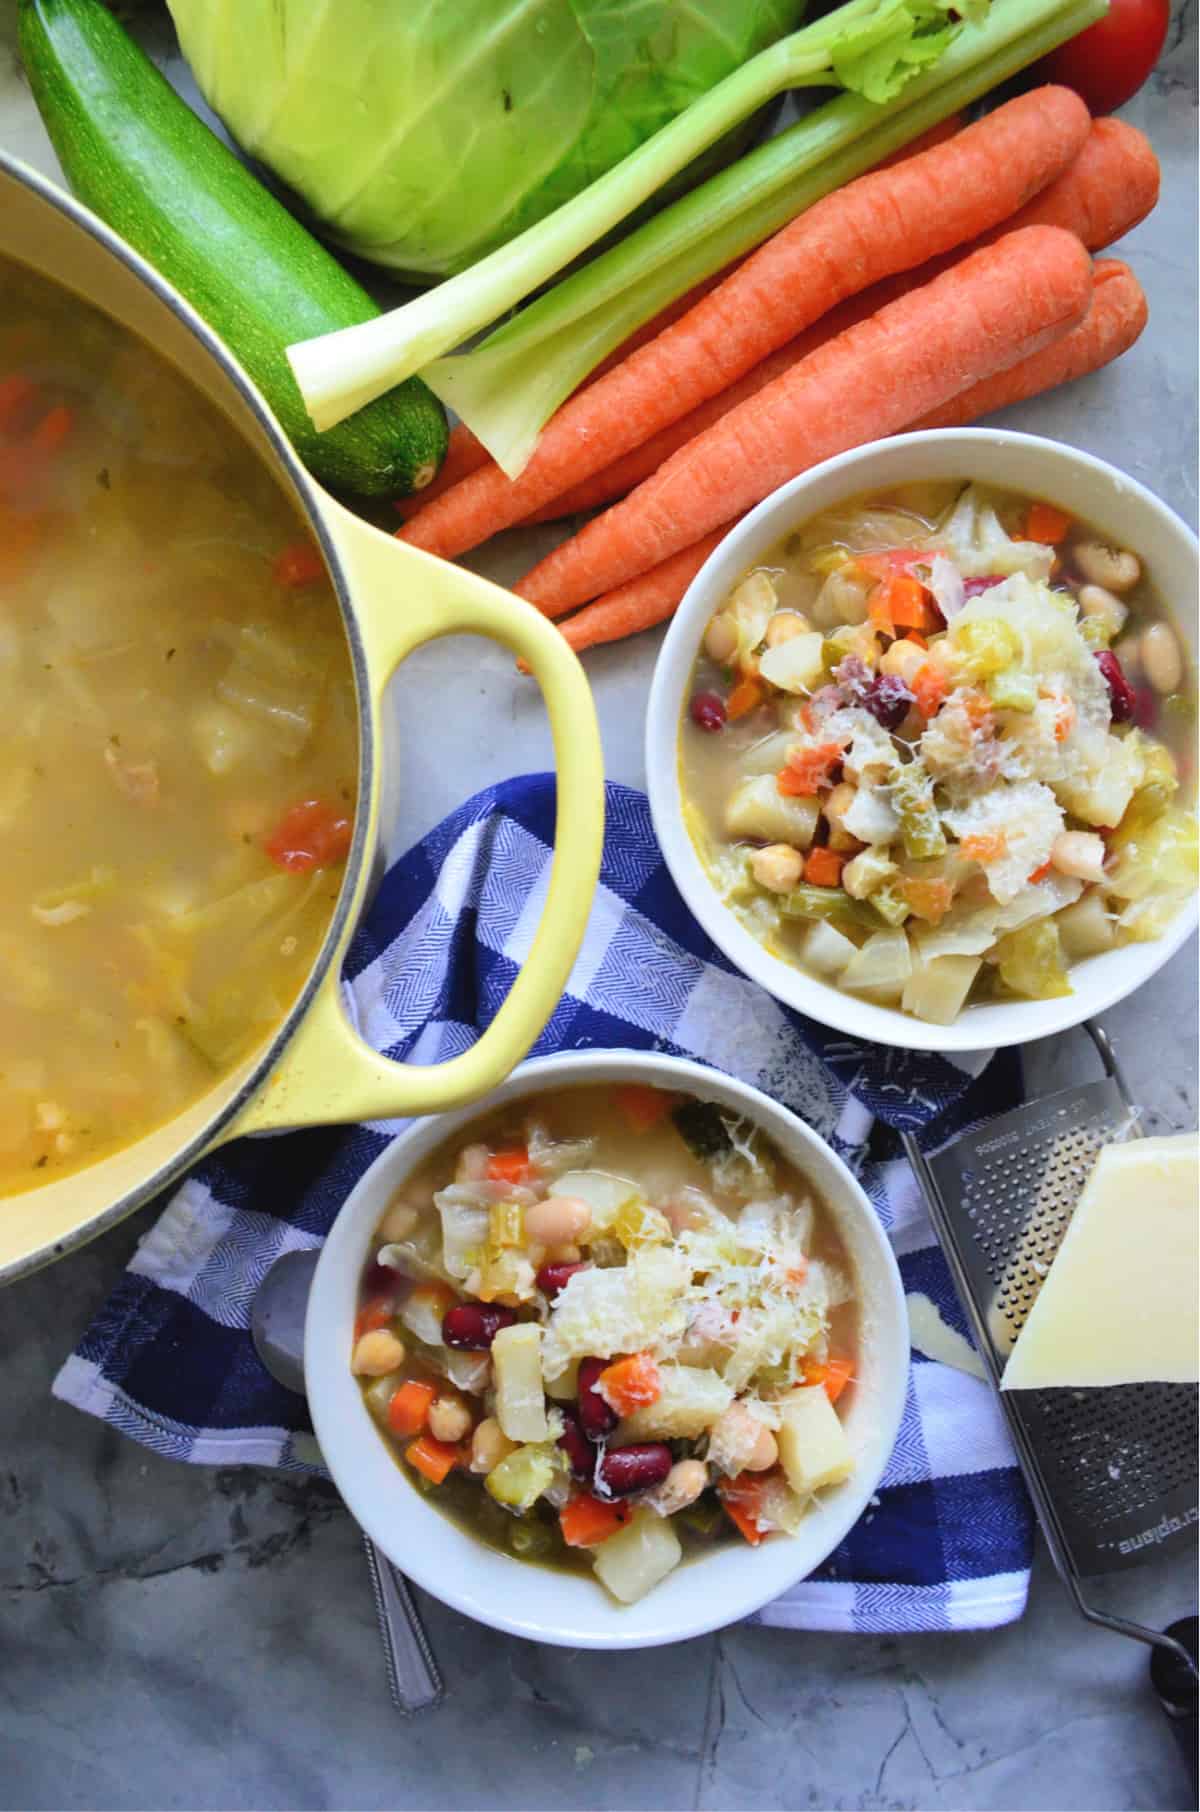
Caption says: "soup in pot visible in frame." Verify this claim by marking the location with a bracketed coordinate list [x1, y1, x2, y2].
[0, 256, 357, 1192]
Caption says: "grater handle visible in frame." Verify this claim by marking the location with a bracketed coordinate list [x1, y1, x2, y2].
[1149, 1616, 1198, 1793]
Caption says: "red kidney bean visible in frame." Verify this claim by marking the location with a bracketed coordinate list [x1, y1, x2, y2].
[595, 1443, 673, 1498]
[556, 1406, 594, 1481]
[536, 1260, 589, 1299]
[577, 1356, 618, 1439]
[689, 690, 726, 732]
[442, 1303, 517, 1350]
[962, 575, 1005, 599]
[1132, 684, 1157, 730]
[1094, 649, 1136, 724]
[362, 1259, 398, 1297]
[861, 673, 914, 732]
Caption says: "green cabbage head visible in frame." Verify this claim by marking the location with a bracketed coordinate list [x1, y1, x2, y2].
[166, 0, 806, 280]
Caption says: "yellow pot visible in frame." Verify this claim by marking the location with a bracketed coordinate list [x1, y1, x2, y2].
[0, 154, 605, 1285]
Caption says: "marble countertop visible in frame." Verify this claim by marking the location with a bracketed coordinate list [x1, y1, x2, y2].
[1, 7, 1196, 1807]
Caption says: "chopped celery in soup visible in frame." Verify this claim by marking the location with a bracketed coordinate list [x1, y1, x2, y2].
[680, 481, 1197, 1025]
[0, 256, 357, 1190]
[353, 1082, 860, 1607]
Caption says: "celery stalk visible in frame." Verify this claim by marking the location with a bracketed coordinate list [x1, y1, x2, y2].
[426, 0, 1105, 474]
[286, 0, 983, 431]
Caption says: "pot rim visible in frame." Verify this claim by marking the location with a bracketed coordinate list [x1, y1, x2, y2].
[0, 151, 375, 1282]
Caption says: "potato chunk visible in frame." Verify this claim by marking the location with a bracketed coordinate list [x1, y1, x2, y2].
[725, 776, 818, 847]
[777, 1386, 854, 1495]
[592, 1510, 682, 1604]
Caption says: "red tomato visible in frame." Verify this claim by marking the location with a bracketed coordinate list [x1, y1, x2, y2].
[1031, 0, 1169, 115]
[264, 798, 353, 872]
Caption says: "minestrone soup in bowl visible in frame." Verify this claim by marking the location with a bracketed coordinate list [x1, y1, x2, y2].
[306, 1052, 907, 1648]
[648, 432, 1198, 1052]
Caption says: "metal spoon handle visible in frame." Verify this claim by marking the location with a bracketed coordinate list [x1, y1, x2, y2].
[361, 1534, 443, 1712]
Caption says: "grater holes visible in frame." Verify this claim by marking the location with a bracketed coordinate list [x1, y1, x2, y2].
[1028, 1384, 1199, 1532]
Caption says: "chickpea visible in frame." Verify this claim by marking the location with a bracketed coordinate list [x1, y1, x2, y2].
[377, 1200, 419, 1244]
[351, 1329, 407, 1377]
[1077, 583, 1128, 643]
[1074, 541, 1141, 594]
[823, 780, 860, 854]
[469, 1417, 516, 1476]
[652, 1459, 709, 1516]
[1141, 621, 1183, 695]
[544, 1242, 582, 1265]
[1051, 830, 1108, 885]
[750, 843, 805, 893]
[703, 612, 738, 665]
[524, 1195, 591, 1246]
[428, 1394, 474, 1445]
[765, 610, 811, 648]
[879, 638, 927, 687]
[744, 1423, 779, 1473]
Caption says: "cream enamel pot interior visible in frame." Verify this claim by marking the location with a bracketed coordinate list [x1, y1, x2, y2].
[305, 1050, 909, 1649]
[647, 429, 1198, 1054]
[0, 154, 605, 1285]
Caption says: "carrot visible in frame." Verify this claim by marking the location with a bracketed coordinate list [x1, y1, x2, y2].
[392, 272, 731, 520]
[596, 1352, 662, 1417]
[1024, 502, 1073, 544]
[900, 876, 955, 925]
[273, 541, 324, 588]
[801, 1356, 855, 1402]
[717, 1476, 769, 1546]
[559, 1493, 632, 1548]
[399, 89, 1089, 562]
[525, 118, 1155, 541]
[613, 1084, 675, 1132]
[726, 675, 766, 721]
[388, 1380, 437, 1438]
[405, 1433, 461, 1485]
[803, 847, 848, 888]
[1027, 860, 1054, 885]
[355, 1296, 397, 1341]
[0, 373, 39, 433]
[539, 530, 730, 656]
[486, 1147, 531, 1184]
[518, 121, 966, 530]
[521, 227, 1093, 616]
[542, 263, 1146, 660]
[912, 259, 1148, 431]
[30, 404, 73, 457]
[959, 832, 1008, 863]
[778, 743, 843, 796]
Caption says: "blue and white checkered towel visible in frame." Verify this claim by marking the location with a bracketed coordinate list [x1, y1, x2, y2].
[55, 777, 1034, 1634]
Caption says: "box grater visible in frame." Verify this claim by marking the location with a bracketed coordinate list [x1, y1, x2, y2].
[901, 1021, 1198, 1686]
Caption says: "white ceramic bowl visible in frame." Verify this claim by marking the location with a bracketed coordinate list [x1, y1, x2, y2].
[647, 429, 1199, 1053]
[306, 1049, 908, 1649]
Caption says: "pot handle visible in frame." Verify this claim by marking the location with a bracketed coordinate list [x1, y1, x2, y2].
[229, 506, 603, 1134]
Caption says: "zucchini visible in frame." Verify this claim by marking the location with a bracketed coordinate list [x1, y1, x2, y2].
[18, 0, 447, 498]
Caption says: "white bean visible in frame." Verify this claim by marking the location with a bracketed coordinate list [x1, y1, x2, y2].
[750, 843, 805, 893]
[744, 1423, 779, 1473]
[351, 1329, 407, 1377]
[651, 1460, 709, 1516]
[1112, 633, 1145, 680]
[704, 613, 738, 664]
[1141, 621, 1183, 695]
[1074, 541, 1141, 593]
[524, 1195, 591, 1245]
[378, 1200, 419, 1244]
[1051, 831, 1108, 885]
[1077, 584, 1128, 643]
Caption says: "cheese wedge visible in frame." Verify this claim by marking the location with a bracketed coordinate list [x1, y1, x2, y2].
[1002, 1134, 1199, 1390]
